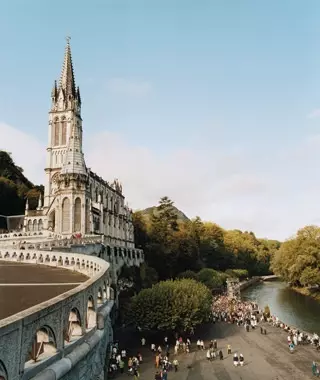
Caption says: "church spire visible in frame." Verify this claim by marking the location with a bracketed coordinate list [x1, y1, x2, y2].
[59, 37, 76, 98]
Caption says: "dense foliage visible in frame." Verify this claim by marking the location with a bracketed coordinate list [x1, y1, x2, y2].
[271, 225, 320, 287]
[0, 151, 43, 216]
[128, 278, 212, 333]
[133, 196, 280, 281]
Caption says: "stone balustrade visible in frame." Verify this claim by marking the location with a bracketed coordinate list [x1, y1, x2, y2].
[0, 231, 54, 241]
[0, 245, 143, 380]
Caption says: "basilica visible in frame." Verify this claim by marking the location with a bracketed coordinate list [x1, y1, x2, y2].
[23, 39, 135, 248]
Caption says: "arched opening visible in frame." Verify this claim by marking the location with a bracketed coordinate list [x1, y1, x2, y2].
[62, 198, 70, 233]
[48, 210, 55, 231]
[86, 296, 96, 329]
[97, 287, 103, 305]
[25, 326, 57, 366]
[61, 118, 67, 145]
[32, 220, 37, 232]
[27, 219, 32, 232]
[74, 197, 81, 232]
[53, 120, 60, 147]
[38, 219, 43, 231]
[64, 308, 82, 344]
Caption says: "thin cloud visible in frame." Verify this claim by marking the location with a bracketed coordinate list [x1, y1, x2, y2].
[307, 108, 320, 119]
[107, 78, 152, 97]
[4, 123, 320, 240]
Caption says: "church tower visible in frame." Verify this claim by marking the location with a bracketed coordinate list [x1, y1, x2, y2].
[43, 38, 88, 236]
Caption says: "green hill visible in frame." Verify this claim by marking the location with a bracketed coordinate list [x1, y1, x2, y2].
[140, 205, 189, 222]
[0, 151, 43, 216]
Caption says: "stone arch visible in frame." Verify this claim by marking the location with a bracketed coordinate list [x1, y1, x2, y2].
[0, 360, 8, 380]
[86, 295, 96, 329]
[27, 219, 32, 232]
[64, 307, 82, 344]
[97, 287, 103, 305]
[74, 197, 81, 232]
[48, 210, 55, 232]
[38, 219, 43, 231]
[62, 197, 70, 233]
[25, 325, 57, 366]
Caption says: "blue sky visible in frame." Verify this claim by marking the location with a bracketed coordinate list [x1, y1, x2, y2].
[1, 0, 320, 240]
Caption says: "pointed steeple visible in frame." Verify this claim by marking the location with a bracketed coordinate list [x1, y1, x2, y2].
[61, 121, 87, 175]
[59, 37, 76, 98]
[51, 80, 57, 99]
[77, 86, 81, 104]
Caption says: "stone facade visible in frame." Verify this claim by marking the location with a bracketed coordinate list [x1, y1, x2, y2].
[23, 40, 135, 248]
[0, 247, 143, 380]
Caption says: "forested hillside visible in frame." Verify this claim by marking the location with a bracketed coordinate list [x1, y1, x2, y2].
[133, 196, 281, 283]
[0, 151, 43, 216]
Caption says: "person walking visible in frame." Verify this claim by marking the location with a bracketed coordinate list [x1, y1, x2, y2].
[119, 359, 125, 374]
[239, 354, 244, 366]
[173, 358, 179, 372]
[227, 344, 231, 355]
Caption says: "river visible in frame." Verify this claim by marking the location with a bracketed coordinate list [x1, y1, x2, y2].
[242, 280, 320, 335]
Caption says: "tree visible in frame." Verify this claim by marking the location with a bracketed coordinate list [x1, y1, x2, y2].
[271, 225, 320, 287]
[133, 211, 150, 249]
[139, 263, 159, 289]
[176, 270, 198, 280]
[197, 268, 224, 290]
[128, 279, 212, 333]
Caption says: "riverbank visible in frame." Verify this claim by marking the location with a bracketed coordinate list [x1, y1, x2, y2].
[292, 286, 320, 302]
[114, 321, 318, 380]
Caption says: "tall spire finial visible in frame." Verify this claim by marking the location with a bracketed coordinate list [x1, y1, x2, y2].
[59, 37, 76, 98]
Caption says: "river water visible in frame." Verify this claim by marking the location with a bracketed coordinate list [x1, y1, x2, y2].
[242, 280, 320, 335]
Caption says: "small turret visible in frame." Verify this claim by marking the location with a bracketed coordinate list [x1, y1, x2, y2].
[37, 194, 42, 210]
[51, 80, 57, 101]
[77, 86, 81, 105]
[25, 198, 29, 211]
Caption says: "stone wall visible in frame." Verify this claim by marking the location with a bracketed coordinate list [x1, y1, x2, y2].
[0, 245, 143, 380]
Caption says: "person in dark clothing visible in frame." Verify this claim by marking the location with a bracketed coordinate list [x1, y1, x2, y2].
[219, 350, 223, 360]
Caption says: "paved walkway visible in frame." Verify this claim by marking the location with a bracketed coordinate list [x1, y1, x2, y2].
[115, 322, 319, 380]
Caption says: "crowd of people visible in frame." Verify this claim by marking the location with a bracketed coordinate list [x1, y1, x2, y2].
[108, 294, 319, 378]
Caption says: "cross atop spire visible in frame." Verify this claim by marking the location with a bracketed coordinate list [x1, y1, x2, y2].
[59, 37, 76, 98]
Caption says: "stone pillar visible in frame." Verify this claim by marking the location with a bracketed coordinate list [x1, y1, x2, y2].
[70, 194, 74, 236]
[81, 196, 86, 235]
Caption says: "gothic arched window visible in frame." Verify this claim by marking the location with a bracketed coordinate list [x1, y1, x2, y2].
[61, 117, 67, 145]
[53, 118, 60, 146]
[62, 197, 70, 233]
[74, 198, 81, 232]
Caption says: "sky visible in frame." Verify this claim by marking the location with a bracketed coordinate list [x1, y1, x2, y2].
[1, 0, 320, 240]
